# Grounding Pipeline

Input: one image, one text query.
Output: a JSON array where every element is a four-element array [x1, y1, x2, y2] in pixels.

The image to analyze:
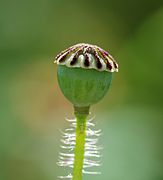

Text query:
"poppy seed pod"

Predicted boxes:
[[55, 43, 118, 114]]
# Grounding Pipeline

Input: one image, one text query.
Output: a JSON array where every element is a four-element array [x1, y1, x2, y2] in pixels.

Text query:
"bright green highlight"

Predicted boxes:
[[72, 113, 87, 180]]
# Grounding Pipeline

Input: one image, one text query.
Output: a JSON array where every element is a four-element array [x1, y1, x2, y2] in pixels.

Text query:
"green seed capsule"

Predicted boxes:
[[55, 43, 118, 113], [55, 43, 119, 180], [57, 65, 112, 107]]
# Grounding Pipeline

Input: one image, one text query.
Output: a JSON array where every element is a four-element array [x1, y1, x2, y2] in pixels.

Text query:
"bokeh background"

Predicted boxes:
[[0, 0, 163, 179]]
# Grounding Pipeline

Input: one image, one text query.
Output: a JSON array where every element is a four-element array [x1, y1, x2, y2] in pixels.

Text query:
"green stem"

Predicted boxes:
[[72, 106, 89, 180]]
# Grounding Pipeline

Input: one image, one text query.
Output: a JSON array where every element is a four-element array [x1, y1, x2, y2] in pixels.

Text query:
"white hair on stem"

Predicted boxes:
[[57, 116, 102, 179]]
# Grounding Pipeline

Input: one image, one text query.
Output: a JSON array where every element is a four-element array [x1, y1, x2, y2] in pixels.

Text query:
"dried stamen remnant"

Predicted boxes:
[[56, 45, 75, 61], [113, 61, 118, 69], [70, 56, 78, 66], [58, 51, 70, 63], [97, 48, 118, 72], [70, 48, 83, 66], [55, 43, 118, 72], [96, 59, 102, 69], [106, 61, 112, 71], [84, 54, 90, 67]]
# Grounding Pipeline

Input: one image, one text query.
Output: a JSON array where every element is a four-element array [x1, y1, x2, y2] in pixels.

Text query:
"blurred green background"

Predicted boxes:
[[0, 0, 163, 179]]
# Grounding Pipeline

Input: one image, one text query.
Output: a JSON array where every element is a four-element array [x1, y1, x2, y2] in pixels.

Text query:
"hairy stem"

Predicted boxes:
[[72, 107, 89, 180]]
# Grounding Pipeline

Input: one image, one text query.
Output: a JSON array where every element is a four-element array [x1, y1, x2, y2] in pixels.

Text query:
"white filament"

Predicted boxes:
[[57, 117, 102, 179]]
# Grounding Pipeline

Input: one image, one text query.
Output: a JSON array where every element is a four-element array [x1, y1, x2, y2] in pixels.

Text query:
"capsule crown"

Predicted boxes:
[[55, 43, 118, 72]]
